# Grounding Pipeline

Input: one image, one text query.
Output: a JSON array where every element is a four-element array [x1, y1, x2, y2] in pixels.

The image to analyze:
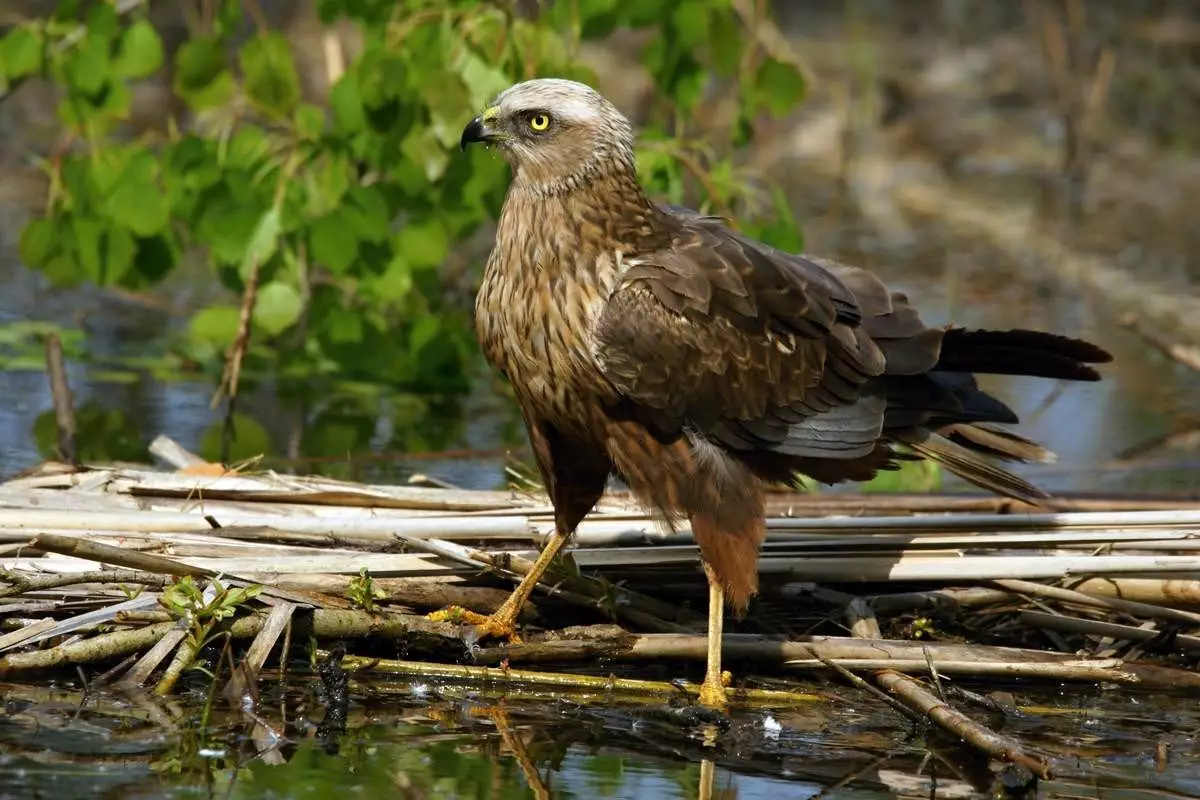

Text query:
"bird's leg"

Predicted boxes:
[[698, 561, 730, 709], [429, 529, 571, 643]]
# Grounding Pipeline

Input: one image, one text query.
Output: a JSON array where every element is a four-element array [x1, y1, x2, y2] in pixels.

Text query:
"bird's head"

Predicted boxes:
[[460, 78, 636, 195]]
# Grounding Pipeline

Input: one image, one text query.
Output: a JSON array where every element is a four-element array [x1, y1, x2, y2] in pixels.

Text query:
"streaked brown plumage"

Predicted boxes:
[[454, 78, 1112, 707]]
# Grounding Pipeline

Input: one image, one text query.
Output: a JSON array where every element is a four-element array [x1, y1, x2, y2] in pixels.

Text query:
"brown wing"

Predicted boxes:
[[593, 214, 907, 460]]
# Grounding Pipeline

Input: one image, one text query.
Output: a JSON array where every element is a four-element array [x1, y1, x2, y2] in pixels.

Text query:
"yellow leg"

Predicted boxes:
[[698, 562, 730, 709], [428, 529, 571, 642]]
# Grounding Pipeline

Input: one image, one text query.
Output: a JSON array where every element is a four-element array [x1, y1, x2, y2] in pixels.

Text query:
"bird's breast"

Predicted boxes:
[[475, 219, 622, 432]]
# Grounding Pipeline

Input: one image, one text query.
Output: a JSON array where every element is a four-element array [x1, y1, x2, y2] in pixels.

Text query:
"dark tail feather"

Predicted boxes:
[[891, 427, 1050, 504], [935, 329, 1112, 382]]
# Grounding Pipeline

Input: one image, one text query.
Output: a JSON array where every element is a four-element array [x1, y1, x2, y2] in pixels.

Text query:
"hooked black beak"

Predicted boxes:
[[460, 115, 493, 151]]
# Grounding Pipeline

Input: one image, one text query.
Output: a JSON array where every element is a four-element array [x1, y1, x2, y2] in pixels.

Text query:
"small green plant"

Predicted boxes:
[[347, 566, 385, 612], [160, 575, 263, 675]]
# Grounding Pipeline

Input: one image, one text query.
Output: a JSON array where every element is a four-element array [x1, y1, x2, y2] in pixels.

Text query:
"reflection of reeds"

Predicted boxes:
[[1025, 0, 1116, 227]]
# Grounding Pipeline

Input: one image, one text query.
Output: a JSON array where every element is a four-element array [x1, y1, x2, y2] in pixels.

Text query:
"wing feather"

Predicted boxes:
[[594, 214, 887, 457]]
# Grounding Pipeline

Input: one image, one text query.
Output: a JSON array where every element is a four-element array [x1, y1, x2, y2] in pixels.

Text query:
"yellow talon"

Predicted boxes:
[[426, 604, 524, 644]]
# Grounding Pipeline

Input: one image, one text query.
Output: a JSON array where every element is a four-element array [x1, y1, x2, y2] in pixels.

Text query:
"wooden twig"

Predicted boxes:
[[993, 578, 1200, 626], [0, 620, 180, 673], [338, 652, 821, 707], [1018, 610, 1200, 653], [211, 256, 263, 464], [876, 670, 1052, 779], [120, 628, 188, 687], [844, 597, 882, 638], [43, 333, 77, 466], [0, 568, 172, 598], [148, 436, 210, 470]]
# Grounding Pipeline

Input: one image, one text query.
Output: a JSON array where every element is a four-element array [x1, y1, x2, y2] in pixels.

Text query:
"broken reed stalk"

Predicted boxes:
[[476, 632, 1200, 690], [0, 568, 173, 598], [993, 578, 1200, 626], [43, 332, 77, 466], [1018, 610, 1200, 653], [212, 251, 263, 465], [875, 670, 1052, 780], [335, 651, 821, 708], [838, 591, 1052, 781]]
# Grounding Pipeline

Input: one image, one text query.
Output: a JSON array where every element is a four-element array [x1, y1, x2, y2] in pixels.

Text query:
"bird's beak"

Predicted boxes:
[[460, 114, 496, 151]]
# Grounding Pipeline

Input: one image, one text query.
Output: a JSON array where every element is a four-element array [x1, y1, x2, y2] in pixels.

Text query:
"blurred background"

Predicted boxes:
[[1, 0, 1198, 496]]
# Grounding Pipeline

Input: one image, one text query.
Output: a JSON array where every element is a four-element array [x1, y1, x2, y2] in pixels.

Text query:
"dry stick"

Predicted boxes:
[[0, 618, 56, 651], [28, 533, 338, 608], [1068, 577, 1200, 606], [121, 628, 187, 687], [153, 635, 200, 696], [844, 597, 882, 638], [0, 568, 173, 598], [212, 253, 263, 465], [0, 620, 178, 673], [336, 652, 821, 707], [808, 649, 921, 723], [993, 578, 1200, 626], [478, 632, 1200, 689], [148, 435, 209, 470], [241, 603, 295, 675], [867, 587, 1013, 614], [44, 332, 77, 466], [875, 670, 1052, 780], [1018, 610, 1200, 653], [31, 534, 213, 579]]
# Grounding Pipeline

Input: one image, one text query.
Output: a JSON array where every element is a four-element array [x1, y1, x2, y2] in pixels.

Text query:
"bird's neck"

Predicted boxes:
[[502, 167, 669, 255]]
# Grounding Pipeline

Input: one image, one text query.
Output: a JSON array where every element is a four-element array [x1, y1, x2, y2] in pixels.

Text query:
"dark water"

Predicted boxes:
[[1, 676, 1198, 799]]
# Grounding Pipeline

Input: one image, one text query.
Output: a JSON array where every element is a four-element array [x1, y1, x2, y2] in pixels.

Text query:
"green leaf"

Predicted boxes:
[[2, 26, 43, 81], [188, 305, 241, 349], [294, 103, 326, 139], [329, 73, 366, 133], [708, 11, 743, 75], [66, 34, 109, 96], [73, 215, 105, 283], [322, 305, 363, 344], [342, 185, 391, 243], [113, 19, 164, 80], [254, 280, 303, 336], [18, 217, 57, 267], [105, 155, 169, 237], [753, 57, 806, 117], [241, 206, 282, 278], [394, 218, 447, 271], [174, 36, 235, 109], [103, 225, 137, 285], [239, 33, 301, 117], [671, 0, 711, 49], [308, 211, 359, 274]]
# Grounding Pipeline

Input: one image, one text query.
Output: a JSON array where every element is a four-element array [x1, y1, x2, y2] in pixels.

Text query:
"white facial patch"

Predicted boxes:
[[495, 78, 609, 127]]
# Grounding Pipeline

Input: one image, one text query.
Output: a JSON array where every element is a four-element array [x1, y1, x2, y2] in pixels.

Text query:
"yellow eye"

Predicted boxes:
[[528, 113, 550, 131]]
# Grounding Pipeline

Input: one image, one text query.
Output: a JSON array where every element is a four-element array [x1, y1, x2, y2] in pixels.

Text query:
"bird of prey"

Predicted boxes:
[[454, 78, 1111, 708]]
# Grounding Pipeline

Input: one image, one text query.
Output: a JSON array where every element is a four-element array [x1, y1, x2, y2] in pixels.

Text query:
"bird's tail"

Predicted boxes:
[[885, 328, 1111, 504], [934, 328, 1111, 382]]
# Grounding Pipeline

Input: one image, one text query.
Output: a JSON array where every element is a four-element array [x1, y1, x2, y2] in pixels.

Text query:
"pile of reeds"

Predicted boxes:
[[2, 433, 1199, 782]]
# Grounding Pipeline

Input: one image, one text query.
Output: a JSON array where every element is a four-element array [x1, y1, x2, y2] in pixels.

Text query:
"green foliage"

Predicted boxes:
[[161, 575, 263, 659], [860, 459, 944, 493], [347, 567, 385, 612], [5, 0, 809, 427]]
